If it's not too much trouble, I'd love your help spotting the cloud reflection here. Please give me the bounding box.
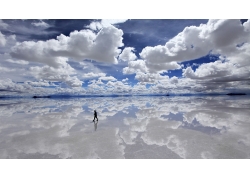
[0,95,250,158]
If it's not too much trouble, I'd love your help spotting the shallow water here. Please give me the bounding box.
[0,96,250,159]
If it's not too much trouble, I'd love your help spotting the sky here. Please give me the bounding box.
[0,18,250,96]
[1,1,250,178]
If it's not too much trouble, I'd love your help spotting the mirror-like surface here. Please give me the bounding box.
[0,96,250,159]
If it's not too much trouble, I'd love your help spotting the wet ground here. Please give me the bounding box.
[0,95,250,159]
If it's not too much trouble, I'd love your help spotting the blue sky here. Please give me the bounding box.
[0,19,250,96]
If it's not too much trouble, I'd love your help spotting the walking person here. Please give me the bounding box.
[93,110,98,122]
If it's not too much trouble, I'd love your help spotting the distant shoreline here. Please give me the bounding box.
[226,93,246,96]
[0,93,248,99]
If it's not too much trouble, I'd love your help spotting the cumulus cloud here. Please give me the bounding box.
[2,19,250,95]
[29,61,83,87]
[8,24,124,88]
[139,19,250,72]
[146,61,181,73]
[170,76,178,84]
[87,21,102,31]
[26,80,55,87]
[124,19,250,93]
[118,47,137,61]
[81,72,106,79]
[135,72,165,83]
[123,60,148,74]
[183,61,232,80]
[182,56,250,93]
[0,34,16,54]
[0,78,33,93]
[10,25,124,66]
[122,78,128,82]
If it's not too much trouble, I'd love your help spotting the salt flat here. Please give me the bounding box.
[0,95,250,159]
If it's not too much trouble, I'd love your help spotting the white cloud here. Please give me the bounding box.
[6,59,29,65]
[31,20,50,28]
[10,25,124,66]
[146,61,181,73]
[101,19,128,27]
[118,47,137,61]
[182,61,232,80]
[81,72,106,79]
[26,80,54,87]
[86,19,128,31]
[182,57,250,93]
[29,61,83,87]
[140,19,250,72]
[123,60,148,74]
[0,31,6,47]
[122,78,128,82]
[0,78,33,93]
[135,72,166,84]
[170,76,178,84]
[0,66,15,72]
[87,21,102,31]
[227,42,250,67]
[0,34,16,54]
[99,76,117,81]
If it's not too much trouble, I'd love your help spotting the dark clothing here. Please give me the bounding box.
[93,111,98,121]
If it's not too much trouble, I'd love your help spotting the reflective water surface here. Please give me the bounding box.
[0,96,250,159]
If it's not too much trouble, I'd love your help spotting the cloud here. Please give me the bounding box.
[123,60,148,74]
[122,78,128,82]
[99,76,117,81]
[29,60,83,87]
[10,25,124,66]
[118,47,137,61]
[122,19,250,93]
[139,19,250,72]
[0,31,6,47]
[101,19,128,26]
[86,19,128,31]
[1,96,250,158]
[146,60,181,73]
[86,21,102,31]
[0,20,8,29]
[182,57,250,93]
[0,66,15,72]
[26,80,55,87]
[81,72,106,79]
[5,59,29,65]
[135,72,166,84]
[31,20,50,28]
[170,76,178,84]
[0,34,16,54]
[0,78,33,93]
[182,61,232,80]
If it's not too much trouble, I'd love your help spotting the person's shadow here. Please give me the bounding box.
[94,121,98,131]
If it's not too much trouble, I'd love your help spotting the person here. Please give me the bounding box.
[93,110,98,122]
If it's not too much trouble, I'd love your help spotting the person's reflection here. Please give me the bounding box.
[94,121,98,131]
